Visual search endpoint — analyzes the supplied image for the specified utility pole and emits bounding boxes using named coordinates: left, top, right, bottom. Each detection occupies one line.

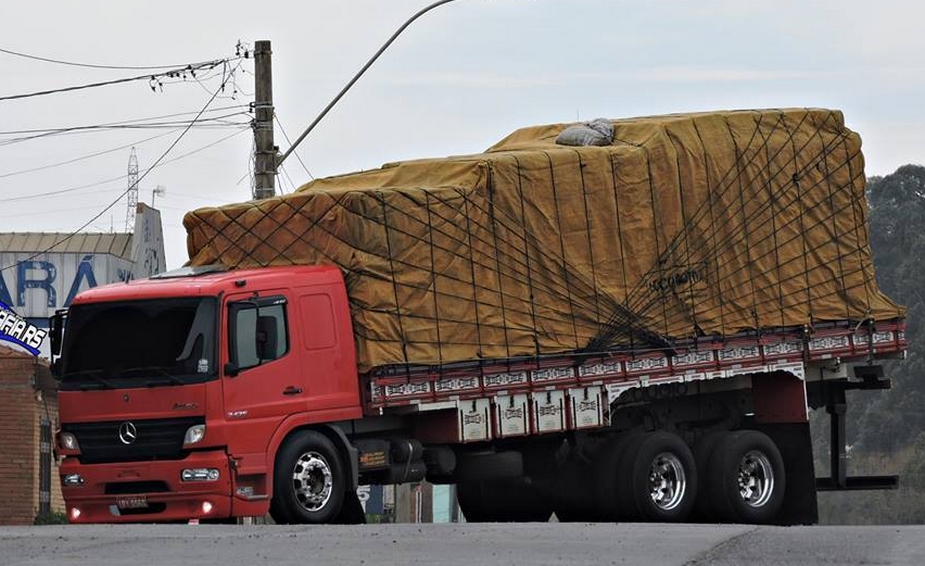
left=253, top=40, right=276, bottom=200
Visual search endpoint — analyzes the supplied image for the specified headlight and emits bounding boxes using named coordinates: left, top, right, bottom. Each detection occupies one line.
left=183, top=424, right=206, bottom=445
left=62, top=473, right=84, bottom=487
left=182, top=468, right=220, bottom=482
left=59, top=432, right=80, bottom=452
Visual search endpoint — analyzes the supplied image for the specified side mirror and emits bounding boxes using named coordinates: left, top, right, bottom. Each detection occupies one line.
left=224, top=362, right=240, bottom=378
left=256, top=315, right=278, bottom=361
left=49, top=310, right=66, bottom=357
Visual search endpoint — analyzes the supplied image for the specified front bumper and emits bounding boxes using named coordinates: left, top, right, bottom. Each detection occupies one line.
left=60, top=450, right=233, bottom=523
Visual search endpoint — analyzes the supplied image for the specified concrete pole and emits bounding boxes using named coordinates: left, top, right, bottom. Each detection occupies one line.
left=253, top=40, right=276, bottom=199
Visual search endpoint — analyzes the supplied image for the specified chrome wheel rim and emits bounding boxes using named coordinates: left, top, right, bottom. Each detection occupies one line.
left=292, top=451, right=333, bottom=512
left=737, top=450, right=774, bottom=508
left=648, top=452, right=687, bottom=511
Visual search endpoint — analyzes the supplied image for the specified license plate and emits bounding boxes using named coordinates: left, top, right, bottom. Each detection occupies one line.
left=116, top=496, right=148, bottom=510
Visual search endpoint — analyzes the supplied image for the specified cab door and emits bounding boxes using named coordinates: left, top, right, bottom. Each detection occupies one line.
left=221, top=291, right=306, bottom=454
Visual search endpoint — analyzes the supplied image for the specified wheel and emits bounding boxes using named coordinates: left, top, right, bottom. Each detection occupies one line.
left=457, top=478, right=552, bottom=522
left=616, top=431, right=697, bottom=522
left=271, top=430, right=346, bottom=524
left=707, top=430, right=785, bottom=524
left=691, top=431, right=725, bottom=522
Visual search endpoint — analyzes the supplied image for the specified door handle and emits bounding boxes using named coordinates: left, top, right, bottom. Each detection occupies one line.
left=283, top=386, right=303, bottom=396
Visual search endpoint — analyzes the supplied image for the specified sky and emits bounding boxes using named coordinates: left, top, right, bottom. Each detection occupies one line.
left=1, top=0, right=923, bottom=270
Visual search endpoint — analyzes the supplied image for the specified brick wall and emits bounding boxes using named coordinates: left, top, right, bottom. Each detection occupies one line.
left=0, top=346, right=62, bottom=525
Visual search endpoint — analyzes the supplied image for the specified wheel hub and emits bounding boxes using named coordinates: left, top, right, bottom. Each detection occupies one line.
left=648, top=452, right=687, bottom=511
left=736, top=450, right=774, bottom=508
left=292, top=451, right=333, bottom=512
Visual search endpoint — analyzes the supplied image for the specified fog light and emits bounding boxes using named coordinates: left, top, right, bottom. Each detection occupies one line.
left=182, top=468, right=220, bottom=482
left=201, top=501, right=213, bottom=514
left=235, top=486, right=254, bottom=498
left=70, top=507, right=81, bottom=521
left=183, top=424, right=206, bottom=446
left=60, top=432, right=80, bottom=451
left=62, top=473, right=84, bottom=487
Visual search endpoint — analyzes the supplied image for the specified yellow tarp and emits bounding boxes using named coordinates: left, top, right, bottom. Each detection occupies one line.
left=184, top=108, right=904, bottom=372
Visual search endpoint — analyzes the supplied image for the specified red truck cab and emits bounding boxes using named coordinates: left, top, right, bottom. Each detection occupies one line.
left=55, top=265, right=361, bottom=523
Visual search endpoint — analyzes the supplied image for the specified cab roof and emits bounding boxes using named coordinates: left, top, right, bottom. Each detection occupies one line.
left=70, top=264, right=343, bottom=305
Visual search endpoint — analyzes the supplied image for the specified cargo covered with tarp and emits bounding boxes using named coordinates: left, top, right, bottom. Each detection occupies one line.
left=184, top=108, right=904, bottom=372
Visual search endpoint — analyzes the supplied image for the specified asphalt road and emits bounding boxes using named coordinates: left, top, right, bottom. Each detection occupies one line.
left=2, top=523, right=924, bottom=566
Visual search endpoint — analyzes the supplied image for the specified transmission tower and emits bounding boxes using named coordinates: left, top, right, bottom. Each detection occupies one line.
left=125, top=147, right=139, bottom=232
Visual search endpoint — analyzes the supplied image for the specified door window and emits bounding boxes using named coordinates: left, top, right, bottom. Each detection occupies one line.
left=228, top=297, right=289, bottom=372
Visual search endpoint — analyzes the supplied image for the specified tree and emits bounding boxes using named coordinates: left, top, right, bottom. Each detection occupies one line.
left=816, top=164, right=925, bottom=524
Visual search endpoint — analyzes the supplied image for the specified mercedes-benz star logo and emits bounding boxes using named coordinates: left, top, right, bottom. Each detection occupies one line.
left=118, top=421, right=138, bottom=445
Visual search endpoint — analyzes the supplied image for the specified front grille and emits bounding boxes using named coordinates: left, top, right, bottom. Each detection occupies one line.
left=63, top=417, right=204, bottom=465
left=105, top=481, right=170, bottom=495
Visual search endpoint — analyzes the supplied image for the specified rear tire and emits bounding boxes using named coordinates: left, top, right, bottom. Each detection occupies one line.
left=707, top=430, right=785, bottom=524
left=272, top=430, right=346, bottom=524
left=616, top=431, right=697, bottom=522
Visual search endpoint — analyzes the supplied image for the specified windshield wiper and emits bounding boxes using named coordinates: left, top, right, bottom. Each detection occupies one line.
left=120, top=366, right=186, bottom=386
left=63, top=369, right=116, bottom=390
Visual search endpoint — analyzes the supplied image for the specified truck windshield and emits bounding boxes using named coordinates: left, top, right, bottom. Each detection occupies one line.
left=59, top=297, right=217, bottom=390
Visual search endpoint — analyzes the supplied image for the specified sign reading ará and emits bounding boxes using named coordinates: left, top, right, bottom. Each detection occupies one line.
left=0, top=300, right=47, bottom=355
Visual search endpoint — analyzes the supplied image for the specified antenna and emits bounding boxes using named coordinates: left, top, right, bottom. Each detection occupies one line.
left=125, top=147, right=139, bottom=232
left=152, top=185, right=166, bottom=208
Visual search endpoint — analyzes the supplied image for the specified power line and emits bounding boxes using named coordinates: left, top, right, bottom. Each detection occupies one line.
left=0, top=111, right=251, bottom=147
left=0, top=172, right=133, bottom=203
left=0, top=201, right=119, bottom=220
left=0, top=57, right=241, bottom=102
left=0, top=104, right=248, bottom=136
left=0, top=46, right=236, bottom=71
left=0, top=126, right=249, bottom=204
left=0, top=129, right=176, bottom=179
left=0, top=59, right=240, bottom=273
left=161, top=190, right=234, bottom=204
left=275, top=115, right=313, bottom=180
left=279, top=163, right=296, bottom=195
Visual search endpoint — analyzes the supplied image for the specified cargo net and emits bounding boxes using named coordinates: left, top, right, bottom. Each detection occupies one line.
left=185, top=108, right=904, bottom=373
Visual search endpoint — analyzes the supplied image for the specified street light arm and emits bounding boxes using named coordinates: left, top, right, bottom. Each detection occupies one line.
left=277, top=0, right=462, bottom=168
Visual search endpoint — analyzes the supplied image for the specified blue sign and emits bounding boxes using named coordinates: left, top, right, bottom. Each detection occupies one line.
left=0, top=300, right=48, bottom=355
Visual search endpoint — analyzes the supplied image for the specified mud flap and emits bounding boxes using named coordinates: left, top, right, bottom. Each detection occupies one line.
left=754, top=422, right=818, bottom=525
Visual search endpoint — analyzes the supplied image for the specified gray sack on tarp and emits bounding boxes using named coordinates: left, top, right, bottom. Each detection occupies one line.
left=555, top=118, right=614, bottom=146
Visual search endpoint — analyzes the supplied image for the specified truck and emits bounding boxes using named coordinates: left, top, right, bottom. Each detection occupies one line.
left=53, top=108, right=907, bottom=525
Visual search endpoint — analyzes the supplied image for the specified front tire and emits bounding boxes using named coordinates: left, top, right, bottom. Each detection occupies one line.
left=271, top=431, right=346, bottom=524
